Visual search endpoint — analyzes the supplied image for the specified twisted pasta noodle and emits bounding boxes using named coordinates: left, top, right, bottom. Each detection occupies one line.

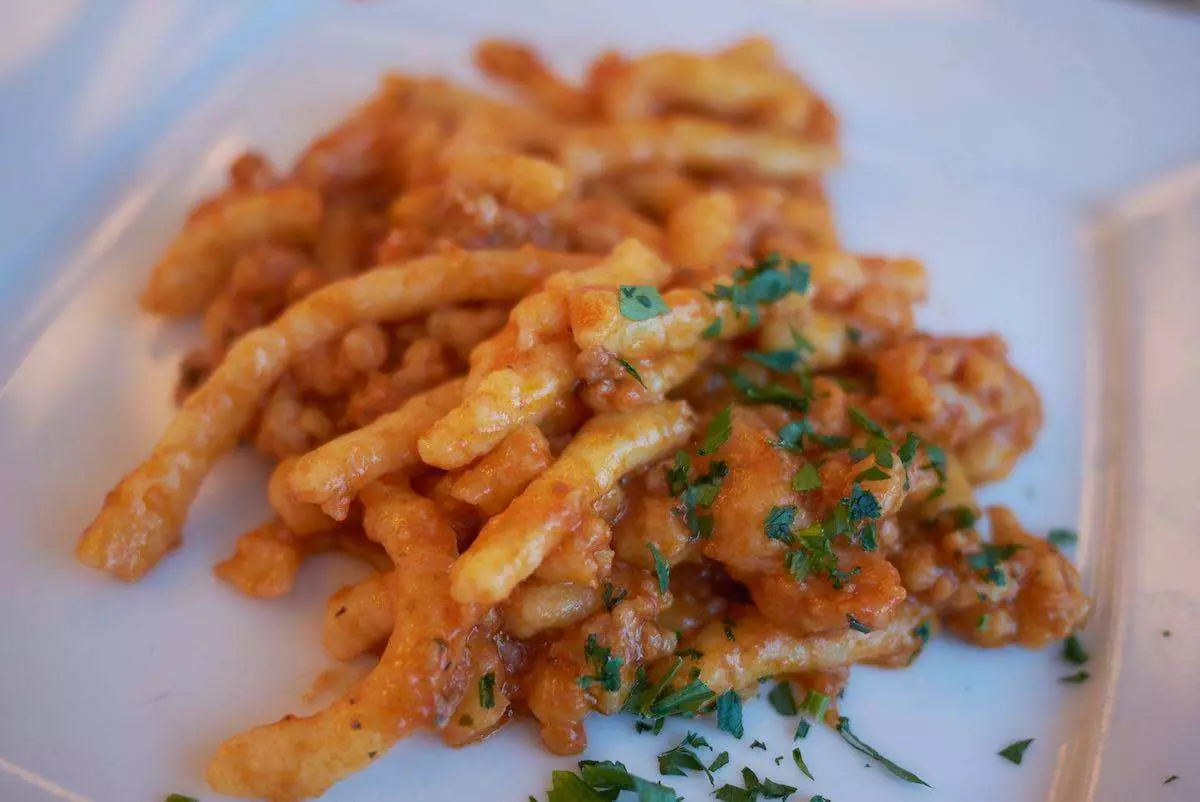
left=562, top=117, right=839, bottom=181
left=450, top=400, right=695, bottom=605
left=288, top=378, right=465, bottom=520
left=667, top=600, right=928, bottom=697
left=77, top=249, right=591, bottom=580
left=142, top=185, right=323, bottom=317
left=207, top=481, right=477, bottom=800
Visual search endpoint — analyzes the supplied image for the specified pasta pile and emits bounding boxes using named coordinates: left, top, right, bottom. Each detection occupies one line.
left=75, top=38, right=1090, bottom=801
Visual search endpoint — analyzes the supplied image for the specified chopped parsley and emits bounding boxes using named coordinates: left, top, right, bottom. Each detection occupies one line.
left=601, top=581, right=627, bottom=612
left=635, top=718, right=665, bottom=736
left=657, top=731, right=713, bottom=780
left=1047, top=528, right=1078, bottom=548
left=478, top=671, right=496, bottom=709
left=800, top=691, right=829, bottom=721
left=647, top=543, right=670, bottom=594
left=723, top=618, right=737, bottom=642
left=747, top=348, right=803, bottom=374
left=578, top=634, right=623, bottom=693
left=966, top=543, right=1022, bottom=586
left=702, top=317, right=724, bottom=340
left=846, top=614, right=872, bottom=634
left=707, top=253, right=811, bottom=327
left=897, top=432, right=920, bottom=465
left=767, top=682, right=797, bottom=716
left=709, top=752, right=731, bottom=774
left=1059, top=670, right=1090, bottom=683
left=949, top=505, right=978, bottom=530
left=725, top=369, right=808, bottom=411
left=846, top=325, right=863, bottom=344
left=617, top=358, right=647, bottom=388
left=716, top=690, right=744, bottom=739
left=909, top=619, right=932, bottom=664
left=792, top=463, right=821, bottom=492
left=618, top=285, right=670, bottom=321
left=165, top=795, right=198, bottom=802
left=845, top=485, right=882, bottom=522
left=794, top=719, right=812, bottom=740
left=750, top=740, right=768, bottom=751
left=1165, top=775, right=1180, bottom=785
left=665, top=451, right=728, bottom=540
left=836, top=717, right=930, bottom=786
left=562, top=759, right=681, bottom=801
left=715, top=767, right=798, bottom=802
left=998, top=738, right=1034, bottom=765
left=848, top=408, right=888, bottom=439
left=792, top=746, right=815, bottom=781
left=764, top=505, right=798, bottom=543
left=854, top=466, right=889, bottom=483
left=699, top=405, right=734, bottom=455
left=1063, top=634, right=1090, bottom=665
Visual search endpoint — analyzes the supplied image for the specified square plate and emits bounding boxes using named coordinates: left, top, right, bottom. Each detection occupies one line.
left=1, top=2, right=1198, bottom=800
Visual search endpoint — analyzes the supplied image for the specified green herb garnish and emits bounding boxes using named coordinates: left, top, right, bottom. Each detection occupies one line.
left=657, top=731, right=713, bottom=780
left=479, top=671, right=496, bottom=709
left=707, top=254, right=811, bottom=327
left=998, top=738, right=1034, bottom=765
left=836, top=717, right=930, bottom=786
left=647, top=543, right=670, bottom=594
left=1059, top=670, right=1090, bottom=683
left=764, top=505, right=798, bottom=543
left=792, top=746, right=815, bottom=781
left=1048, top=528, right=1078, bottom=548
left=618, top=285, right=669, bottom=321
left=767, top=682, right=797, bottom=716
left=846, top=614, right=871, bottom=634
left=601, top=581, right=627, bottom=612
left=792, top=463, right=821, bottom=492
left=716, top=690, right=744, bottom=739
left=617, top=358, right=647, bottom=388
left=699, top=405, right=734, bottom=455
left=966, top=544, right=1022, bottom=586
left=1063, top=634, right=1089, bottom=665
left=578, top=634, right=623, bottom=693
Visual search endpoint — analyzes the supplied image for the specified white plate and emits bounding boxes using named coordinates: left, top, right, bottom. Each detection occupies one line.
left=2, top=1, right=1199, bottom=801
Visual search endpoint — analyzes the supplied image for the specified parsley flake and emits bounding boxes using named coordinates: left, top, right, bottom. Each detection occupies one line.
left=618, top=285, right=669, bottom=321
left=767, top=682, right=798, bottom=716
left=601, top=581, right=627, bottom=612
left=658, top=731, right=713, bottom=781
left=792, top=463, right=821, bottom=492
left=1048, top=528, right=1078, bottom=548
left=165, top=795, right=198, bottom=802
left=478, top=671, right=496, bottom=709
left=578, top=634, right=623, bottom=693
left=617, top=358, right=647, bottom=388
left=716, top=690, right=744, bottom=739
left=699, top=405, right=734, bottom=455
left=845, top=485, right=882, bottom=522
left=801, top=691, right=829, bottom=721
left=1063, top=634, right=1089, bottom=665
left=966, top=543, right=1022, bottom=586
left=998, top=738, right=1034, bottom=765
left=846, top=614, right=872, bottom=634
left=1059, top=670, right=1090, bottom=683
left=764, top=505, right=798, bottom=543
left=647, top=543, right=670, bottom=594
left=702, top=317, right=724, bottom=340
left=792, top=746, right=815, bottom=781
left=836, top=717, right=930, bottom=786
